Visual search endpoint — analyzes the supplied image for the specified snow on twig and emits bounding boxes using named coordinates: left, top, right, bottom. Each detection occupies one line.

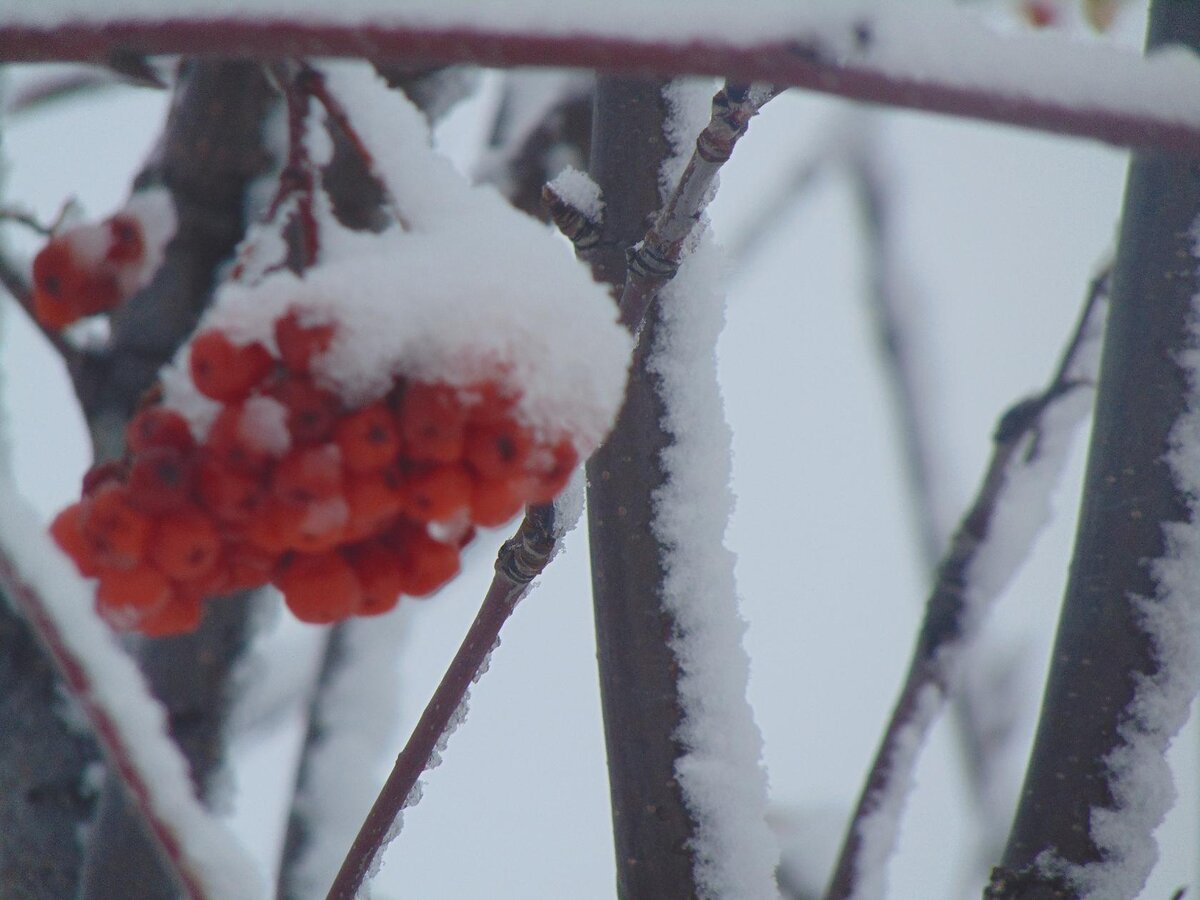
left=3, top=3, right=1200, bottom=155
left=823, top=267, right=1111, bottom=900
left=325, top=503, right=568, bottom=900
left=0, top=479, right=263, bottom=900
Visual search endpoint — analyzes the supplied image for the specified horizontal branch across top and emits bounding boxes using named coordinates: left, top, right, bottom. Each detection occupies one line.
left=3, top=2, right=1200, bottom=155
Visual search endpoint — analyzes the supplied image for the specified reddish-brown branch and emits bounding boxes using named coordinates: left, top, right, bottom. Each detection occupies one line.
left=0, top=549, right=205, bottom=900
left=326, top=506, right=559, bottom=900
left=2, top=20, right=1199, bottom=155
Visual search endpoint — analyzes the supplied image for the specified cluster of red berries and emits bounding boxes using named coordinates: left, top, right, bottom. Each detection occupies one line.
left=32, top=212, right=149, bottom=330
left=50, top=310, right=578, bottom=635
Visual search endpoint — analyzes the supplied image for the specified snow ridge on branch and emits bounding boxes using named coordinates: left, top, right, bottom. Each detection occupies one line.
left=4, top=3, right=1200, bottom=155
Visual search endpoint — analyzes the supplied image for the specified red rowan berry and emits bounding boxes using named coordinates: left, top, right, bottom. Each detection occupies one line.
left=273, top=552, right=362, bottom=624
left=137, top=593, right=203, bottom=637
left=80, top=484, right=151, bottom=571
left=81, top=460, right=126, bottom=498
left=293, top=497, right=350, bottom=553
left=334, top=403, right=401, bottom=473
left=527, top=439, right=579, bottom=505
left=148, top=508, right=221, bottom=582
left=343, top=469, right=405, bottom=540
left=31, top=239, right=122, bottom=329
left=398, top=382, right=467, bottom=463
left=104, top=214, right=144, bottom=266
left=50, top=503, right=101, bottom=577
left=189, top=329, right=274, bottom=402
left=346, top=541, right=404, bottom=616
left=127, top=446, right=194, bottom=513
left=195, top=454, right=267, bottom=522
left=463, top=417, right=533, bottom=481
left=398, top=463, right=472, bottom=523
left=469, top=475, right=526, bottom=528
left=388, top=524, right=461, bottom=598
left=272, top=444, right=343, bottom=508
left=274, top=309, right=336, bottom=374
left=243, top=500, right=306, bottom=555
left=271, top=376, right=342, bottom=445
left=225, top=545, right=275, bottom=592
left=127, top=406, right=195, bottom=455
left=96, top=565, right=173, bottom=626
left=205, top=402, right=282, bottom=473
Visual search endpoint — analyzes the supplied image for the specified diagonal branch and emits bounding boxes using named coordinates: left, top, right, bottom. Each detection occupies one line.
left=3, top=8, right=1200, bottom=154
left=824, top=268, right=1110, bottom=900
left=325, top=504, right=561, bottom=900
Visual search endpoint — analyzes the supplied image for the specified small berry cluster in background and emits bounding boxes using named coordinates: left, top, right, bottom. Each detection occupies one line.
left=30, top=189, right=176, bottom=330
left=50, top=308, right=578, bottom=635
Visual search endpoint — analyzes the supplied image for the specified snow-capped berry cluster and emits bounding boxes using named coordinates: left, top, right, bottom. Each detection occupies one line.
left=50, top=310, right=578, bottom=635
left=31, top=190, right=176, bottom=330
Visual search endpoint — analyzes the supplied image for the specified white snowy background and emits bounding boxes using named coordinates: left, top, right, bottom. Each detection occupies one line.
left=2, top=3, right=1198, bottom=897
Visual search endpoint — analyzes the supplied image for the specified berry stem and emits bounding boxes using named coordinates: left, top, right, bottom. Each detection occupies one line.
left=268, top=60, right=321, bottom=272
left=0, top=546, right=207, bottom=900
left=325, top=504, right=558, bottom=900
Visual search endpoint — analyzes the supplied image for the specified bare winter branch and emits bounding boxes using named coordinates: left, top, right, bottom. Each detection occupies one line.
left=619, top=81, right=774, bottom=331
left=824, top=267, right=1110, bottom=900
left=326, top=505, right=560, bottom=900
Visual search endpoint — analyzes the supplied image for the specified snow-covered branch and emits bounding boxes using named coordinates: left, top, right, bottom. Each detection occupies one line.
left=4, top=4, right=1200, bottom=154
left=825, top=267, right=1109, bottom=900
left=0, top=481, right=262, bottom=900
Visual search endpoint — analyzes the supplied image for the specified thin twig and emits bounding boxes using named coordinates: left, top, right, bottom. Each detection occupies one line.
left=325, top=504, right=559, bottom=900
left=618, top=81, right=776, bottom=330
left=823, top=267, right=1111, bottom=900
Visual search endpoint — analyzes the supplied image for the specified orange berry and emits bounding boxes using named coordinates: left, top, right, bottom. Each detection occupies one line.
left=96, top=565, right=173, bottom=628
left=398, top=382, right=467, bottom=463
left=80, top=484, right=152, bottom=571
left=386, top=522, right=461, bottom=597
left=81, top=459, right=126, bottom=498
left=148, top=508, right=221, bottom=581
left=343, top=469, right=405, bottom=540
left=346, top=541, right=405, bottom=616
left=463, top=417, right=533, bottom=481
left=195, top=454, right=267, bottom=522
left=469, top=475, right=526, bottom=528
left=189, top=329, right=274, bottom=402
left=104, top=214, right=144, bottom=265
left=527, top=439, right=579, bottom=505
left=137, top=593, right=203, bottom=638
left=271, top=376, right=342, bottom=445
left=272, top=444, right=343, bottom=507
left=50, top=502, right=101, bottom=577
left=274, top=309, right=336, bottom=374
left=273, top=552, right=362, bottom=624
left=127, top=446, right=194, bottom=513
left=205, top=402, right=280, bottom=473
left=127, top=407, right=195, bottom=455
left=334, top=403, right=401, bottom=473
left=398, top=463, right=472, bottom=523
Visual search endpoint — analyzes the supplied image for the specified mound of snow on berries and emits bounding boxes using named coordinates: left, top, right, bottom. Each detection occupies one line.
left=170, top=63, right=631, bottom=455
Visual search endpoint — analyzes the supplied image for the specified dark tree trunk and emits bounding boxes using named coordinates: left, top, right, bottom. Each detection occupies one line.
left=989, top=3, right=1200, bottom=897
left=584, top=77, right=700, bottom=900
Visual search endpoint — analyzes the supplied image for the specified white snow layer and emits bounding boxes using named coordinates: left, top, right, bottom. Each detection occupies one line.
left=6, top=2, right=1200, bottom=142
left=1045, top=232, right=1200, bottom=900
left=167, top=63, right=630, bottom=455
left=649, top=80, right=777, bottom=900
left=0, top=478, right=264, bottom=899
